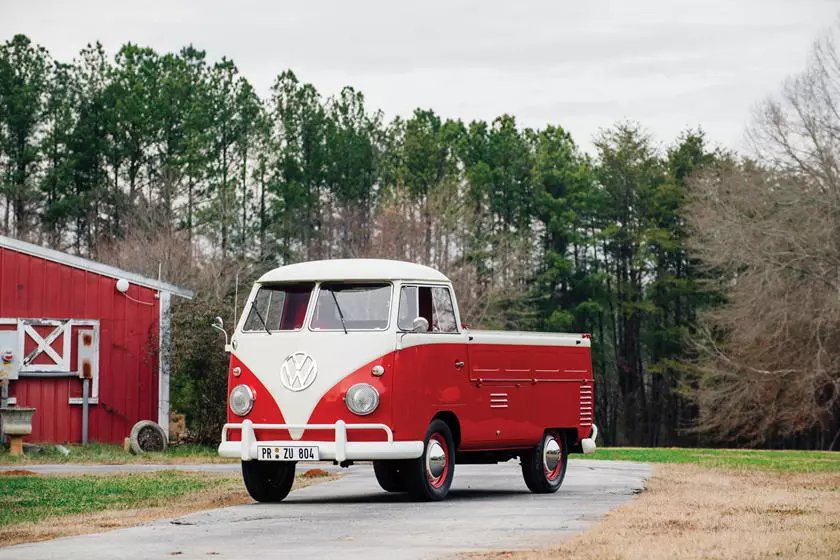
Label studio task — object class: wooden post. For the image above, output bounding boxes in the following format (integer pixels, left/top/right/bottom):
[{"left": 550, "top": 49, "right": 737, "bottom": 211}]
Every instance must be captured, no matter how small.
[{"left": 9, "top": 435, "right": 22, "bottom": 456}]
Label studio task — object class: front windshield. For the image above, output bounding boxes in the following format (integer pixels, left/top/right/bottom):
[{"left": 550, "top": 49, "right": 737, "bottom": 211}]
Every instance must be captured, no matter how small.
[
  {"left": 242, "top": 283, "right": 314, "bottom": 332},
  {"left": 311, "top": 283, "right": 392, "bottom": 331}
]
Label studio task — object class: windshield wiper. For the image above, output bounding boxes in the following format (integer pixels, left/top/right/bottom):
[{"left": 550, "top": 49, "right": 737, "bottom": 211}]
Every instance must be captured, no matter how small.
[
  {"left": 249, "top": 299, "right": 271, "bottom": 335},
  {"left": 330, "top": 289, "right": 349, "bottom": 334}
]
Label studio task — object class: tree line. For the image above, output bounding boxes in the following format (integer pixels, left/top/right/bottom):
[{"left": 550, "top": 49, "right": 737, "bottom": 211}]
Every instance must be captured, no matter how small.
[{"left": 1, "top": 32, "right": 837, "bottom": 449}]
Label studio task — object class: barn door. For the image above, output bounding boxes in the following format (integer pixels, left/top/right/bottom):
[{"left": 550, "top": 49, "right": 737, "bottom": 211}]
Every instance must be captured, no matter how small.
[{"left": 19, "top": 319, "right": 72, "bottom": 373}]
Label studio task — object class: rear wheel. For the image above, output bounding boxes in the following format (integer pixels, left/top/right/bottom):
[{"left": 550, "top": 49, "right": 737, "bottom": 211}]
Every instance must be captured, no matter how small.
[
  {"left": 521, "top": 431, "right": 567, "bottom": 494},
  {"left": 405, "top": 419, "right": 455, "bottom": 501},
  {"left": 373, "top": 460, "right": 408, "bottom": 492},
  {"left": 241, "top": 460, "right": 296, "bottom": 502}
]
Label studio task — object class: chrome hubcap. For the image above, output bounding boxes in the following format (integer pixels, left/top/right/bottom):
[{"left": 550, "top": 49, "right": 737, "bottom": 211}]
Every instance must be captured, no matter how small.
[
  {"left": 543, "top": 437, "right": 561, "bottom": 474},
  {"left": 426, "top": 439, "right": 447, "bottom": 479}
]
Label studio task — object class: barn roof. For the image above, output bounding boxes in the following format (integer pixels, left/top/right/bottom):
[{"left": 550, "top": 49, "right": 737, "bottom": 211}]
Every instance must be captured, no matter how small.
[
  {"left": 0, "top": 235, "right": 194, "bottom": 299},
  {"left": 258, "top": 259, "right": 450, "bottom": 284}
]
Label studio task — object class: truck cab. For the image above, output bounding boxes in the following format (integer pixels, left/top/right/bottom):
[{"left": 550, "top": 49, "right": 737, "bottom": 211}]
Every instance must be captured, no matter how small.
[{"left": 217, "top": 259, "right": 597, "bottom": 502}]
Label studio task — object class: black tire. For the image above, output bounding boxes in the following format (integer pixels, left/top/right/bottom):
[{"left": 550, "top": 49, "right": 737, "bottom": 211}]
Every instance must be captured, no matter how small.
[
  {"left": 241, "top": 460, "right": 296, "bottom": 502},
  {"left": 373, "top": 460, "right": 408, "bottom": 492},
  {"left": 405, "top": 419, "right": 456, "bottom": 501},
  {"left": 129, "top": 420, "right": 168, "bottom": 454},
  {"left": 521, "top": 431, "right": 568, "bottom": 494}
]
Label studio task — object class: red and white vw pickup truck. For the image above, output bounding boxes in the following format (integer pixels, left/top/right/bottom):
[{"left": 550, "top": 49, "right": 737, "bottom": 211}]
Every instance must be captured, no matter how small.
[{"left": 216, "top": 259, "right": 597, "bottom": 502}]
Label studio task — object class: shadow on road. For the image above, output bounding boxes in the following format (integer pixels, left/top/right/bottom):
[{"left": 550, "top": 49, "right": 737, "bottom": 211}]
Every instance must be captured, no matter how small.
[{"left": 283, "top": 487, "right": 532, "bottom": 505}]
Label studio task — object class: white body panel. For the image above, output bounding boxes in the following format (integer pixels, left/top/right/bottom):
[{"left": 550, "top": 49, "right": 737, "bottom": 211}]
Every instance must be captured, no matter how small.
[
  {"left": 468, "top": 330, "right": 591, "bottom": 348},
  {"left": 258, "top": 259, "right": 448, "bottom": 284},
  {"left": 233, "top": 330, "right": 394, "bottom": 439}
]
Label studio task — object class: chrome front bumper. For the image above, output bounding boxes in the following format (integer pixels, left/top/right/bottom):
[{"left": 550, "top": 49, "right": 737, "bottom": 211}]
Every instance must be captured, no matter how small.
[
  {"left": 218, "top": 419, "right": 424, "bottom": 462},
  {"left": 581, "top": 424, "right": 598, "bottom": 454}
]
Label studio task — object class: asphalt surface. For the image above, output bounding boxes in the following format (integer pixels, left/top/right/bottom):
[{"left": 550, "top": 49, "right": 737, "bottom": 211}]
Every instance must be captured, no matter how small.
[{"left": 0, "top": 459, "right": 651, "bottom": 560}]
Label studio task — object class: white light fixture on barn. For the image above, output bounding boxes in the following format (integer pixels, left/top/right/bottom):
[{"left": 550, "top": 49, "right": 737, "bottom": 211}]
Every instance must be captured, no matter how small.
[{"left": 115, "top": 278, "right": 154, "bottom": 306}]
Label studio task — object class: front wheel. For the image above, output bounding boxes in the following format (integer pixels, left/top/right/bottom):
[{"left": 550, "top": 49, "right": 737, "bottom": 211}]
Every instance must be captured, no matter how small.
[
  {"left": 242, "top": 460, "right": 296, "bottom": 502},
  {"left": 521, "top": 431, "right": 568, "bottom": 494},
  {"left": 405, "top": 419, "right": 456, "bottom": 501},
  {"left": 373, "top": 460, "right": 408, "bottom": 492}
]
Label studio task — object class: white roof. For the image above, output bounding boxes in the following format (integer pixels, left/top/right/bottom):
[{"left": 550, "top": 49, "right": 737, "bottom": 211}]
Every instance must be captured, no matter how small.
[
  {"left": 0, "top": 234, "right": 194, "bottom": 299},
  {"left": 258, "top": 259, "right": 450, "bottom": 283}
]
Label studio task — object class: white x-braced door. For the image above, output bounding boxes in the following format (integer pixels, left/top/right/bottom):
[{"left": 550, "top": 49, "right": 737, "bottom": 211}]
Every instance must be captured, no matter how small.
[{"left": 18, "top": 319, "right": 72, "bottom": 373}]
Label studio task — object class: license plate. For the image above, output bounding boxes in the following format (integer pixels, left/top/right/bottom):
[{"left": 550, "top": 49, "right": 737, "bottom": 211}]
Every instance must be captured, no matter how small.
[{"left": 257, "top": 445, "right": 319, "bottom": 461}]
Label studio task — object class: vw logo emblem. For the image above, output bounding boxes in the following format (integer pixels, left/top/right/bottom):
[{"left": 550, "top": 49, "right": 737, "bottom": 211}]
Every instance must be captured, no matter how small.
[{"left": 279, "top": 352, "right": 318, "bottom": 392}]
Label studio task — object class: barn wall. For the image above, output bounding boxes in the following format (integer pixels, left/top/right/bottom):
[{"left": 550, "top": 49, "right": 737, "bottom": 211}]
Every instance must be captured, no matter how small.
[{"left": 0, "top": 246, "right": 161, "bottom": 444}]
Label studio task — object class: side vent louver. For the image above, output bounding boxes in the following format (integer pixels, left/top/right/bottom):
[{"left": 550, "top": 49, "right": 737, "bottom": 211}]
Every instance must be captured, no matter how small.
[
  {"left": 490, "top": 392, "right": 508, "bottom": 409},
  {"left": 579, "top": 383, "right": 593, "bottom": 427}
]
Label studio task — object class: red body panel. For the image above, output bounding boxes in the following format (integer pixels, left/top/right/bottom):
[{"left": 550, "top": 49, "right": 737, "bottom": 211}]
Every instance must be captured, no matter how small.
[
  {"left": 1, "top": 246, "right": 160, "bottom": 444},
  {"left": 466, "top": 344, "right": 592, "bottom": 445},
  {"left": 392, "top": 339, "right": 469, "bottom": 442}
]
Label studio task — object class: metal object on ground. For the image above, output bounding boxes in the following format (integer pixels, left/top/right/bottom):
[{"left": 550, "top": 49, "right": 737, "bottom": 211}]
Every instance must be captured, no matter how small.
[
  {"left": 0, "top": 407, "right": 36, "bottom": 435},
  {"left": 128, "top": 420, "right": 168, "bottom": 454},
  {"left": 0, "top": 406, "right": 36, "bottom": 456}
]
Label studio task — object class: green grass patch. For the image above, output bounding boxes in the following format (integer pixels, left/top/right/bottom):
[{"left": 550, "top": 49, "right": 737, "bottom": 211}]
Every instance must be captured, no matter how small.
[
  {"left": 587, "top": 447, "right": 840, "bottom": 473},
  {"left": 0, "top": 471, "right": 227, "bottom": 527},
  {"left": 0, "top": 442, "right": 234, "bottom": 465}
]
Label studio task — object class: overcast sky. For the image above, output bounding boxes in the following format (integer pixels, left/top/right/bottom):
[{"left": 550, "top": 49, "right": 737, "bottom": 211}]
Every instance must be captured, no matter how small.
[{"left": 1, "top": 0, "right": 838, "bottom": 154}]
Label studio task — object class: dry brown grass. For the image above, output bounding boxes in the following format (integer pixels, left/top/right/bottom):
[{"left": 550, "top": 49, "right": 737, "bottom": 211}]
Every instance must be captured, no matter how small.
[
  {"left": 0, "top": 472, "right": 338, "bottom": 548},
  {"left": 472, "top": 465, "right": 840, "bottom": 560}
]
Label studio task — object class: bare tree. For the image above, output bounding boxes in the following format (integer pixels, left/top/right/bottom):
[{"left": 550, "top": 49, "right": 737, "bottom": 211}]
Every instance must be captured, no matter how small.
[{"left": 687, "top": 24, "right": 840, "bottom": 449}]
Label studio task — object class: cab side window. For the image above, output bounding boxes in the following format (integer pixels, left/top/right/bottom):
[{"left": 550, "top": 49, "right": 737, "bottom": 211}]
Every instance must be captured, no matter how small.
[
  {"left": 431, "top": 287, "right": 457, "bottom": 332},
  {"left": 398, "top": 286, "right": 458, "bottom": 333}
]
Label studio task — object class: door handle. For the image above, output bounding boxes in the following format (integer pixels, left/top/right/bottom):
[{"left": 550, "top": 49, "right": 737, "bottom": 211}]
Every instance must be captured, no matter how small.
[{"left": 454, "top": 360, "right": 465, "bottom": 369}]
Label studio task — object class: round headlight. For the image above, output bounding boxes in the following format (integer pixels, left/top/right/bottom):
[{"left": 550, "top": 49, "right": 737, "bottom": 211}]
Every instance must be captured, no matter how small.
[
  {"left": 345, "top": 383, "right": 379, "bottom": 416},
  {"left": 230, "top": 384, "right": 254, "bottom": 416}
]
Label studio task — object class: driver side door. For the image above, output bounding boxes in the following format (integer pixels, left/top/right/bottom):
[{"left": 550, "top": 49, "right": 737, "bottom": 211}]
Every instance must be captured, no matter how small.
[{"left": 392, "top": 285, "right": 470, "bottom": 442}]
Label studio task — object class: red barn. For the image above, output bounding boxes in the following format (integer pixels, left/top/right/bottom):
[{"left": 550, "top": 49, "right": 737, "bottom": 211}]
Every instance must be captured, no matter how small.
[{"left": 0, "top": 235, "right": 193, "bottom": 444}]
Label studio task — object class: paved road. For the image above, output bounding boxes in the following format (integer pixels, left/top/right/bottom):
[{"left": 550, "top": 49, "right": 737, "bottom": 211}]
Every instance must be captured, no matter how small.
[{"left": 0, "top": 459, "right": 651, "bottom": 560}]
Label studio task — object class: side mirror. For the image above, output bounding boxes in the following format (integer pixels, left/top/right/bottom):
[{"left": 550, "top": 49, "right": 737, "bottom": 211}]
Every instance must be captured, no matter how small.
[
  {"left": 412, "top": 317, "right": 429, "bottom": 333},
  {"left": 211, "top": 316, "right": 231, "bottom": 353}
]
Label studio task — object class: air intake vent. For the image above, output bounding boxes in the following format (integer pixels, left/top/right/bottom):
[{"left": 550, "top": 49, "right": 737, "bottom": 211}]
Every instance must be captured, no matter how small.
[
  {"left": 489, "top": 392, "right": 508, "bottom": 409},
  {"left": 579, "top": 383, "right": 593, "bottom": 427}
]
